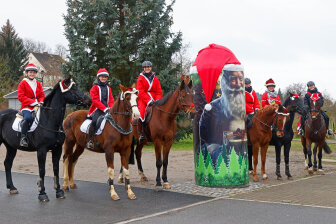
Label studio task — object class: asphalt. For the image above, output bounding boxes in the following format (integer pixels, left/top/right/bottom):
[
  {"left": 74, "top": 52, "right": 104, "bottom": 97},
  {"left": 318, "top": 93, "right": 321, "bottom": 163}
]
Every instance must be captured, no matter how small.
[{"left": 0, "top": 171, "right": 210, "bottom": 224}]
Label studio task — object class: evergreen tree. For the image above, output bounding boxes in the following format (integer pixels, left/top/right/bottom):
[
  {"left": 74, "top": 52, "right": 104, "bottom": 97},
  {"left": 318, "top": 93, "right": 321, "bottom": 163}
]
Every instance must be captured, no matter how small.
[
  {"left": 0, "top": 19, "right": 28, "bottom": 83},
  {"left": 64, "top": 0, "right": 182, "bottom": 94},
  {"left": 229, "top": 148, "right": 239, "bottom": 175}
]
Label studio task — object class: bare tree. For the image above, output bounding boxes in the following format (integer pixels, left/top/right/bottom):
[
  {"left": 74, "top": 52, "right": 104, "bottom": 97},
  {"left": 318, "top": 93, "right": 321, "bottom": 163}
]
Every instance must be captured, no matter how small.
[
  {"left": 54, "top": 44, "right": 68, "bottom": 59},
  {"left": 23, "top": 38, "right": 51, "bottom": 53},
  {"left": 283, "top": 82, "right": 306, "bottom": 99},
  {"left": 172, "top": 42, "right": 193, "bottom": 76}
]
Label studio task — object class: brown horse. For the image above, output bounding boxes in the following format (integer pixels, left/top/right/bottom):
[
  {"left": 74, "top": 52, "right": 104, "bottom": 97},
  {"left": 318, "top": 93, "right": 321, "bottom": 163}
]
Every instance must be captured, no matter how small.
[
  {"left": 62, "top": 84, "right": 140, "bottom": 200},
  {"left": 120, "top": 75, "right": 195, "bottom": 189},
  {"left": 301, "top": 96, "right": 329, "bottom": 175},
  {"left": 248, "top": 104, "right": 289, "bottom": 182}
]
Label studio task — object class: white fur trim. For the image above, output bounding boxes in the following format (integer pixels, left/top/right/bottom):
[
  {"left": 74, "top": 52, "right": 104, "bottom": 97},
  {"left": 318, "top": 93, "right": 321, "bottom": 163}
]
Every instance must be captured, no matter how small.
[
  {"left": 25, "top": 66, "right": 38, "bottom": 72},
  {"left": 59, "top": 79, "right": 76, "bottom": 93},
  {"left": 204, "top": 103, "right": 212, "bottom": 111},
  {"left": 140, "top": 73, "right": 154, "bottom": 101},
  {"left": 223, "top": 64, "right": 244, "bottom": 71},
  {"left": 97, "top": 72, "right": 109, "bottom": 77}
]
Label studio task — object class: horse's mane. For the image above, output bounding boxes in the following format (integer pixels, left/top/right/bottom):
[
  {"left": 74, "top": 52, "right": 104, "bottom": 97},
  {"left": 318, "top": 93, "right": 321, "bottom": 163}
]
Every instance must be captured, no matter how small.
[
  {"left": 43, "top": 82, "right": 60, "bottom": 106},
  {"left": 258, "top": 104, "right": 277, "bottom": 116},
  {"left": 152, "top": 90, "right": 175, "bottom": 106}
]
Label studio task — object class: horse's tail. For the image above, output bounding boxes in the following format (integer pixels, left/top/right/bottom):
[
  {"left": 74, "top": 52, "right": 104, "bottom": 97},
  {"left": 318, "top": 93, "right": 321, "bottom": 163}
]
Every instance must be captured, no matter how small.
[
  {"left": 128, "top": 137, "right": 135, "bottom": 165},
  {"left": 323, "top": 142, "right": 332, "bottom": 154}
]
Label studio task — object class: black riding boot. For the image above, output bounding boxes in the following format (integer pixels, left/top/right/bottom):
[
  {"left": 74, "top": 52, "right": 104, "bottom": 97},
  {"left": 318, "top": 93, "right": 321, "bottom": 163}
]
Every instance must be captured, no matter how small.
[
  {"left": 138, "top": 119, "right": 146, "bottom": 144},
  {"left": 321, "top": 111, "right": 333, "bottom": 135},
  {"left": 86, "top": 124, "right": 95, "bottom": 150},
  {"left": 246, "top": 113, "right": 254, "bottom": 129},
  {"left": 20, "top": 120, "right": 29, "bottom": 147},
  {"left": 299, "top": 116, "right": 305, "bottom": 135}
]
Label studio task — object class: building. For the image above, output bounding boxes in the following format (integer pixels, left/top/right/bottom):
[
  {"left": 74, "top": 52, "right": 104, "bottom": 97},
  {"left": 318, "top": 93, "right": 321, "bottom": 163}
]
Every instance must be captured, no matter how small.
[
  {"left": 3, "top": 87, "right": 53, "bottom": 110},
  {"left": 28, "top": 52, "right": 65, "bottom": 87}
]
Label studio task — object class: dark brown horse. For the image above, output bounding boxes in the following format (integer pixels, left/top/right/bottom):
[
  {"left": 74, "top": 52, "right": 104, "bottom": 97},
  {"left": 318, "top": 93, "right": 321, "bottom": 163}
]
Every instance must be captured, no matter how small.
[
  {"left": 120, "top": 75, "right": 195, "bottom": 189},
  {"left": 301, "top": 95, "right": 330, "bottom": 175},
  {"left": 248, "top": 104, "right": 289, "bottom": 182},
  {"left": 62, "top": 85, "right": 140, "bottom": 200}
]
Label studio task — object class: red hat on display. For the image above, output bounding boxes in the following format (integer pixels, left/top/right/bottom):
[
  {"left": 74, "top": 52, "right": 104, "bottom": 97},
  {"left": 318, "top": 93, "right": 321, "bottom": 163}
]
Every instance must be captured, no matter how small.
[
  {"left": 265, "top": 78, "right": 276, "bottom": 87},
  {"left": 97, "top": 68, "right": 109, "bottom": 77},
  {"left": 25, "top": 63, "right": 38, "bottom": 72}
]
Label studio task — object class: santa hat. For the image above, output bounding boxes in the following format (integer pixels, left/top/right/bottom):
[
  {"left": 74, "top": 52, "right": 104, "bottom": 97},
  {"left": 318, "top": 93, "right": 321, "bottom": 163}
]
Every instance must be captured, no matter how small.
[
  {"left": 25, "top": 64, "right": 38, "bottom": 72},
  {"left": 97, "top": 68, "right": 109, "bottom": 77},
  {"left": 265, "top": 78, "right": 276, "bottom": 87}
]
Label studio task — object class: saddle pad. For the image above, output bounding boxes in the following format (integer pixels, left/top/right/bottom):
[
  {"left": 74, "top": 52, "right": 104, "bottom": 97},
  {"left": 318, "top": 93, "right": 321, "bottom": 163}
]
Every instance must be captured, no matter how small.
[
  {"left": 80, "top": 119, "right": 107, "bottom": 136},
  {"left": 12, "top": 109, "right": 40, "bottom": 133}
]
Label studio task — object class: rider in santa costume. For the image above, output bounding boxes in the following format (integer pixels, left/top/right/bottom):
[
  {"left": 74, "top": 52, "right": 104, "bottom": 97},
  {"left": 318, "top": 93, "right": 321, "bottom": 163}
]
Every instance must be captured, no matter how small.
[
  {"left": 136, "top": 61, "right": 162, "bottom": 142},
  {"left": 17, "top": 63, "right": 45, "bottom": 147},
  {"left": 261, "top": 78, "right": 281, "bottom": 108},
  {"left": 86, "top": 68, "right": 114, "bottom": 149},
  {"left": 245, "top": 77, "right": 260, "bottom": 129},
  {"left": 298, "top": 81, "right": 333, "bottom": 136}
]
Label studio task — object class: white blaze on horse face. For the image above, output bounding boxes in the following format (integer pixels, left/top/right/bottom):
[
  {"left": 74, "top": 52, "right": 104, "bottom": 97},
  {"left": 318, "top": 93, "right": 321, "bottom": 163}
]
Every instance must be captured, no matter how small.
[{"left": 130, "top": 92, "right": 140, "bottom": 119}]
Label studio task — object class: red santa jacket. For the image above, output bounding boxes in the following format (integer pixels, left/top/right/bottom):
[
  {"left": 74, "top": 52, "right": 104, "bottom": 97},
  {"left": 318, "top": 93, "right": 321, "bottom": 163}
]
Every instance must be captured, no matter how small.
[
  {"left": 18, "top": 78, "right": 45, "bottom": 112},
  {"left": 261, "top": 91, "right": 281, "bottom": 108},
  {"left": 88, "top": 84, "right": 114, "bottom": 116},
  {"left": 136, "top": 73, "right": 163, "bottom": 120},
  {"left": 245, "top": 89, "right": 260, "bottom": 115}
]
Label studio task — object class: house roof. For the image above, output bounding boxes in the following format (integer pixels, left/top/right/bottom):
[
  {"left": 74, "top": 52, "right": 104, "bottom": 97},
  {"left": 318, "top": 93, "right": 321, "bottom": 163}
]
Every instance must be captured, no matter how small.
[
  {"left": 32, "top": 52, "right": 65, "bottom": 77},
  {"left": 3, "top": 87, "right": 53, "bottom": 99}
]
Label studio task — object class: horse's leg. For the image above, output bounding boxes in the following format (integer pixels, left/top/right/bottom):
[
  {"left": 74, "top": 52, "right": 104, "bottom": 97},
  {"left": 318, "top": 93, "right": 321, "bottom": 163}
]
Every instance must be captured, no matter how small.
[
  {"left": 120, "top": 152, "right": 136, "bottom": 200},
  {"left": 162, "top": 139, "right": 173, "bottom": 189},
  {"left": 154, "top": 140, "right": 163, "bottom": 187},
  {"left": 62, "top": 138, "right": 75, "bottom": 191},
  {"left": 313, "top": 144, "right": 318, "bottom": 172},
  {"left": 252, "top": 144, "right": 259, "bottom": 182},
  {"left": 135, "top": 142, "right": 148, "bottom": 182},
  {"left": 248, "top": 144, "right": 253, "bottom": 173},
  {"left": 317, "top": 142, "right": 325, "bottom": 175},
  {"left": 260, "top": 144, "right": 269, "bottom": 180},
  {"left": 301, "top": 136, "right": 308, "bottom": 170},
  {"left": 306, "top": 139, "right": 313, "bottom": 175},
  {"left": 105, "top": 150, "right": 119, "bottom": 200},
  {"left": 69, "top": 144, "right": 84, "bottom": 189},
  {"left": 52, "top": 146, "right": 65, "bottom": 199},
  {"left": 284, "top": 142, "right": 293, "bottom": 180},
  {"left": 275, "top": 143, "right": 282, "bottom": 180},
  {"left": 118, "top": 167, "right": 124, "bottom": 184},
  {"left": 37, "top": 148, "right": 49, "bottom": 202},
  {"left": 4, "top": 146, "right": 18, "bottom": 194}
]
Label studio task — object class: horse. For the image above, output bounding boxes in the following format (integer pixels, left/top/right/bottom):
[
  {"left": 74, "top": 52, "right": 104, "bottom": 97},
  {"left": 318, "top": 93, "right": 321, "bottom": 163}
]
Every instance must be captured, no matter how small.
[
  {"left": 268, "top": 93, "right": 304, "bottom": 180},
  {"left": 119, "top": 75, "right": 195, "bottom": 189},
  {"left": 301, "top": 94, "right": 330, "bottom": 175},
  {"left": 62, "top": 84, "right": 140, "bottom": 200},
  {"left": 0, "top": 78, "right": 90, "bottom": 202},
  {"left": 248, "top": 104, "right": 289, "bottom": 182}
]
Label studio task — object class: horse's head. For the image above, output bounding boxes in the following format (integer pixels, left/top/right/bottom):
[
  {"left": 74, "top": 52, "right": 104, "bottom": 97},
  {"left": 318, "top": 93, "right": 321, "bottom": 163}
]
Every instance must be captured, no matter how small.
[
  {"left": 178, "top": 75, "right": 195, "bottom": 114},
  {"left": 59, "top": 78, "right": 91, "bottom": 106},
  {"left": 273, "top": 104, "right": 290, "bottom": 137},
  {"left": 119, "top": 84, "right": 140, "bottom": 120},
  {"left": 283, "top": 92, "right": 304, "bottom": 114},
  {"left": 309, "top": 93, "right": 322, "bottom": 120}
]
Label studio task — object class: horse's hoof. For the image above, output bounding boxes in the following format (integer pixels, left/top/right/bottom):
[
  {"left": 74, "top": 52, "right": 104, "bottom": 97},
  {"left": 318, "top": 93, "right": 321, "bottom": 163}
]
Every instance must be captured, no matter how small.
[
  {"left": 262, "top": 174, "right": 268, "bottom": 180},
  {"left": 313, "top": 167, "right": 318, "bottom": 172},
  {"left": 70, "top": 184, "right": 77, "bottom": 189},
  {"left": 253, "top": 176, "right": 259, "bottom": 182},
  {"left": 287, "top": 176, "right": 293, "bottom": 180},
  {"left": 9, "top": 189, "right": 19, "bottom": 195},
  {"left": 38, "top": 194, "right": 49, "bottom": 202},
  {"left": 62, "top": 186, "right": 69, "bottom": 192},
  {"left": 163, "top": 182, "right": 171, "bottom": 189},
  {"left": 308, "top": 167, "right": 314, "bottom": 175},
  {"left": 56, "top": 190, "right": 65, "bottom": 199},
  {"left": 316, "top": 169, "right": 325, "bottom": 175},
  {"left": 111, "top": 194, "right": 120, "bottom": 201},
  {"left": 276, "top": 176, "right": 282, "bottom": 180},
  {"left": 118, "top": 178, "right": 124, "bottom": 184},
  {"left": 140, "top": 176, "right": 148, "bottom": 182},
  {"left": 249, "top": 170, "right": 253, "bottom": 175},
  {"left": 127, "top": 192, "right": 136, "bottom": 200}
]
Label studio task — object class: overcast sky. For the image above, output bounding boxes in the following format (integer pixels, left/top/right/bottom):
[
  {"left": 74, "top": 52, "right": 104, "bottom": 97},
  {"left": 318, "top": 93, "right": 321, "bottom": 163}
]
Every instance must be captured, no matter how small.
[{"left": 1, "top": 0, "right": 336, "bottom": 99}]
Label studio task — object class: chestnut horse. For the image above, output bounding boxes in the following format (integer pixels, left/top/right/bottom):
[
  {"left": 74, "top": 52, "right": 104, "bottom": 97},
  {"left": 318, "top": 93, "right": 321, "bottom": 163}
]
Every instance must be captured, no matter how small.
[
  {"left": 62, "top": 85, "right": 140, "bottom": 200},
  {"left": 248, "top": 104, "right": 289, "bottom": 182},
  {"left": 301, "top": 95, "right": 330, "bottom": 175},
  {"left": 120, "top": 76, "right": 195, "bottom": 189}
]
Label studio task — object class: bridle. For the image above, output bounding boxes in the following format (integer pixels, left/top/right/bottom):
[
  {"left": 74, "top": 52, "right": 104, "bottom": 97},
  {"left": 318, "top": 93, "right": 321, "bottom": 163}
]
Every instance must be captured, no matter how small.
[
  {"left": 113, "top": 89, "right": 138, "bottom": 116},
  {"left": 254, "top": 109, "right": 289, "bottom": 133}
]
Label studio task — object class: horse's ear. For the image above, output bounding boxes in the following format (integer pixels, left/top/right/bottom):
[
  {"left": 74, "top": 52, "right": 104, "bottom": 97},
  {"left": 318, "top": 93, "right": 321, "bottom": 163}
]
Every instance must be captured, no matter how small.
[
  {"left": 185, "top": 75, "right": 190, "bottom": 84},
  {"left": 188, "top": 79, "right": 193, "bottom": 88},
  {"left": 131, "top": 83, "right": 136, "bottom": 88},
  {"left": 180, "top": 75, "right": 185, "bottom": 82},
  {"left": 179, "top": 79, "right": 185, "bottom": 90},
  {"left": 119, "top": 84, "right": 127, "bottom": 92},
  {"left": 288, "top": 91, "right": 293, "bottom": 96}
]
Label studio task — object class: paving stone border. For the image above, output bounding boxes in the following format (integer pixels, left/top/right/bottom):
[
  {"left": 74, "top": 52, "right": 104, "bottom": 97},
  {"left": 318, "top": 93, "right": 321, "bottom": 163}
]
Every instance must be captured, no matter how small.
[{"left": 169, "top": 181, "right": 268, "bottom": 198}]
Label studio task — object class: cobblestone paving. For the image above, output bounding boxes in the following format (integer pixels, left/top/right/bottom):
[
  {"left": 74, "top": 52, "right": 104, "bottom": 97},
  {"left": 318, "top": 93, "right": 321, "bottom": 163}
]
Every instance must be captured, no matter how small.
[{"left": 169, "top": 181, "right": 268, "bottom": 198}]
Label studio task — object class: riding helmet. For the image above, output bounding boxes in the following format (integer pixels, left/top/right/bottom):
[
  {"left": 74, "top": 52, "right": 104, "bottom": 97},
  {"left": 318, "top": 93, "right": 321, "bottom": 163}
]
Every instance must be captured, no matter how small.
[
  {"left": 142, "top": 61, "right": 152, "bottom": 67},
  {"left": 244, "top": 78, "right": 251, "bottom": 84},
  {"left": 307, "top": 81, "right": 315, "bottom": 87},
  {"left": 25, "top": 63, "right": 38, "bottom": 72}
]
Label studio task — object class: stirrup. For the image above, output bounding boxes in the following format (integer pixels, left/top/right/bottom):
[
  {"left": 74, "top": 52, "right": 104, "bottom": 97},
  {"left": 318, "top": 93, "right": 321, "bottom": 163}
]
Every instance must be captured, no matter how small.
[
  {"left": 139, "top": 135, "right": 146, "bottom": 144},
  {"left": 298, "top": 128, "right": 304, "bottom": 136},
  {"left": 20, "top": 137, "right": 28, "bottom": 147},
  {"left": 86, "top": 140, "right": 94, "bottom": 149},
  {"left": 327, "top": 129, "right": 333, "bottom": 135}
]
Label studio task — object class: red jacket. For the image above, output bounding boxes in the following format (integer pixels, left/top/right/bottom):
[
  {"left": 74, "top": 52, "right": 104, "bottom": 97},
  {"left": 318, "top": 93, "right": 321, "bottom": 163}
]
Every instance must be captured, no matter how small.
[
  {"left": 88, "top": 84, "right": 114, "bottom": 116},
  {"left": 261, "top": 92, "right": 281, "bottom": 108},
  {"left": 245, "top": 89, "right": 260, "bottom": 115},
  {"left": 18, "top": 78, "right": 45, "bottom": 112},
  {"left": 136, "top": 73, "right": 162, "bottom": 120}
]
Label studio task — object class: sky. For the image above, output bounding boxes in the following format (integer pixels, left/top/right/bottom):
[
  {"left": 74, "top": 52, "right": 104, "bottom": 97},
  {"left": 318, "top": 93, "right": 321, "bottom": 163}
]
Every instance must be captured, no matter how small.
[{"left": 1, "top": 0, "right": 336, "bottom": 99}]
